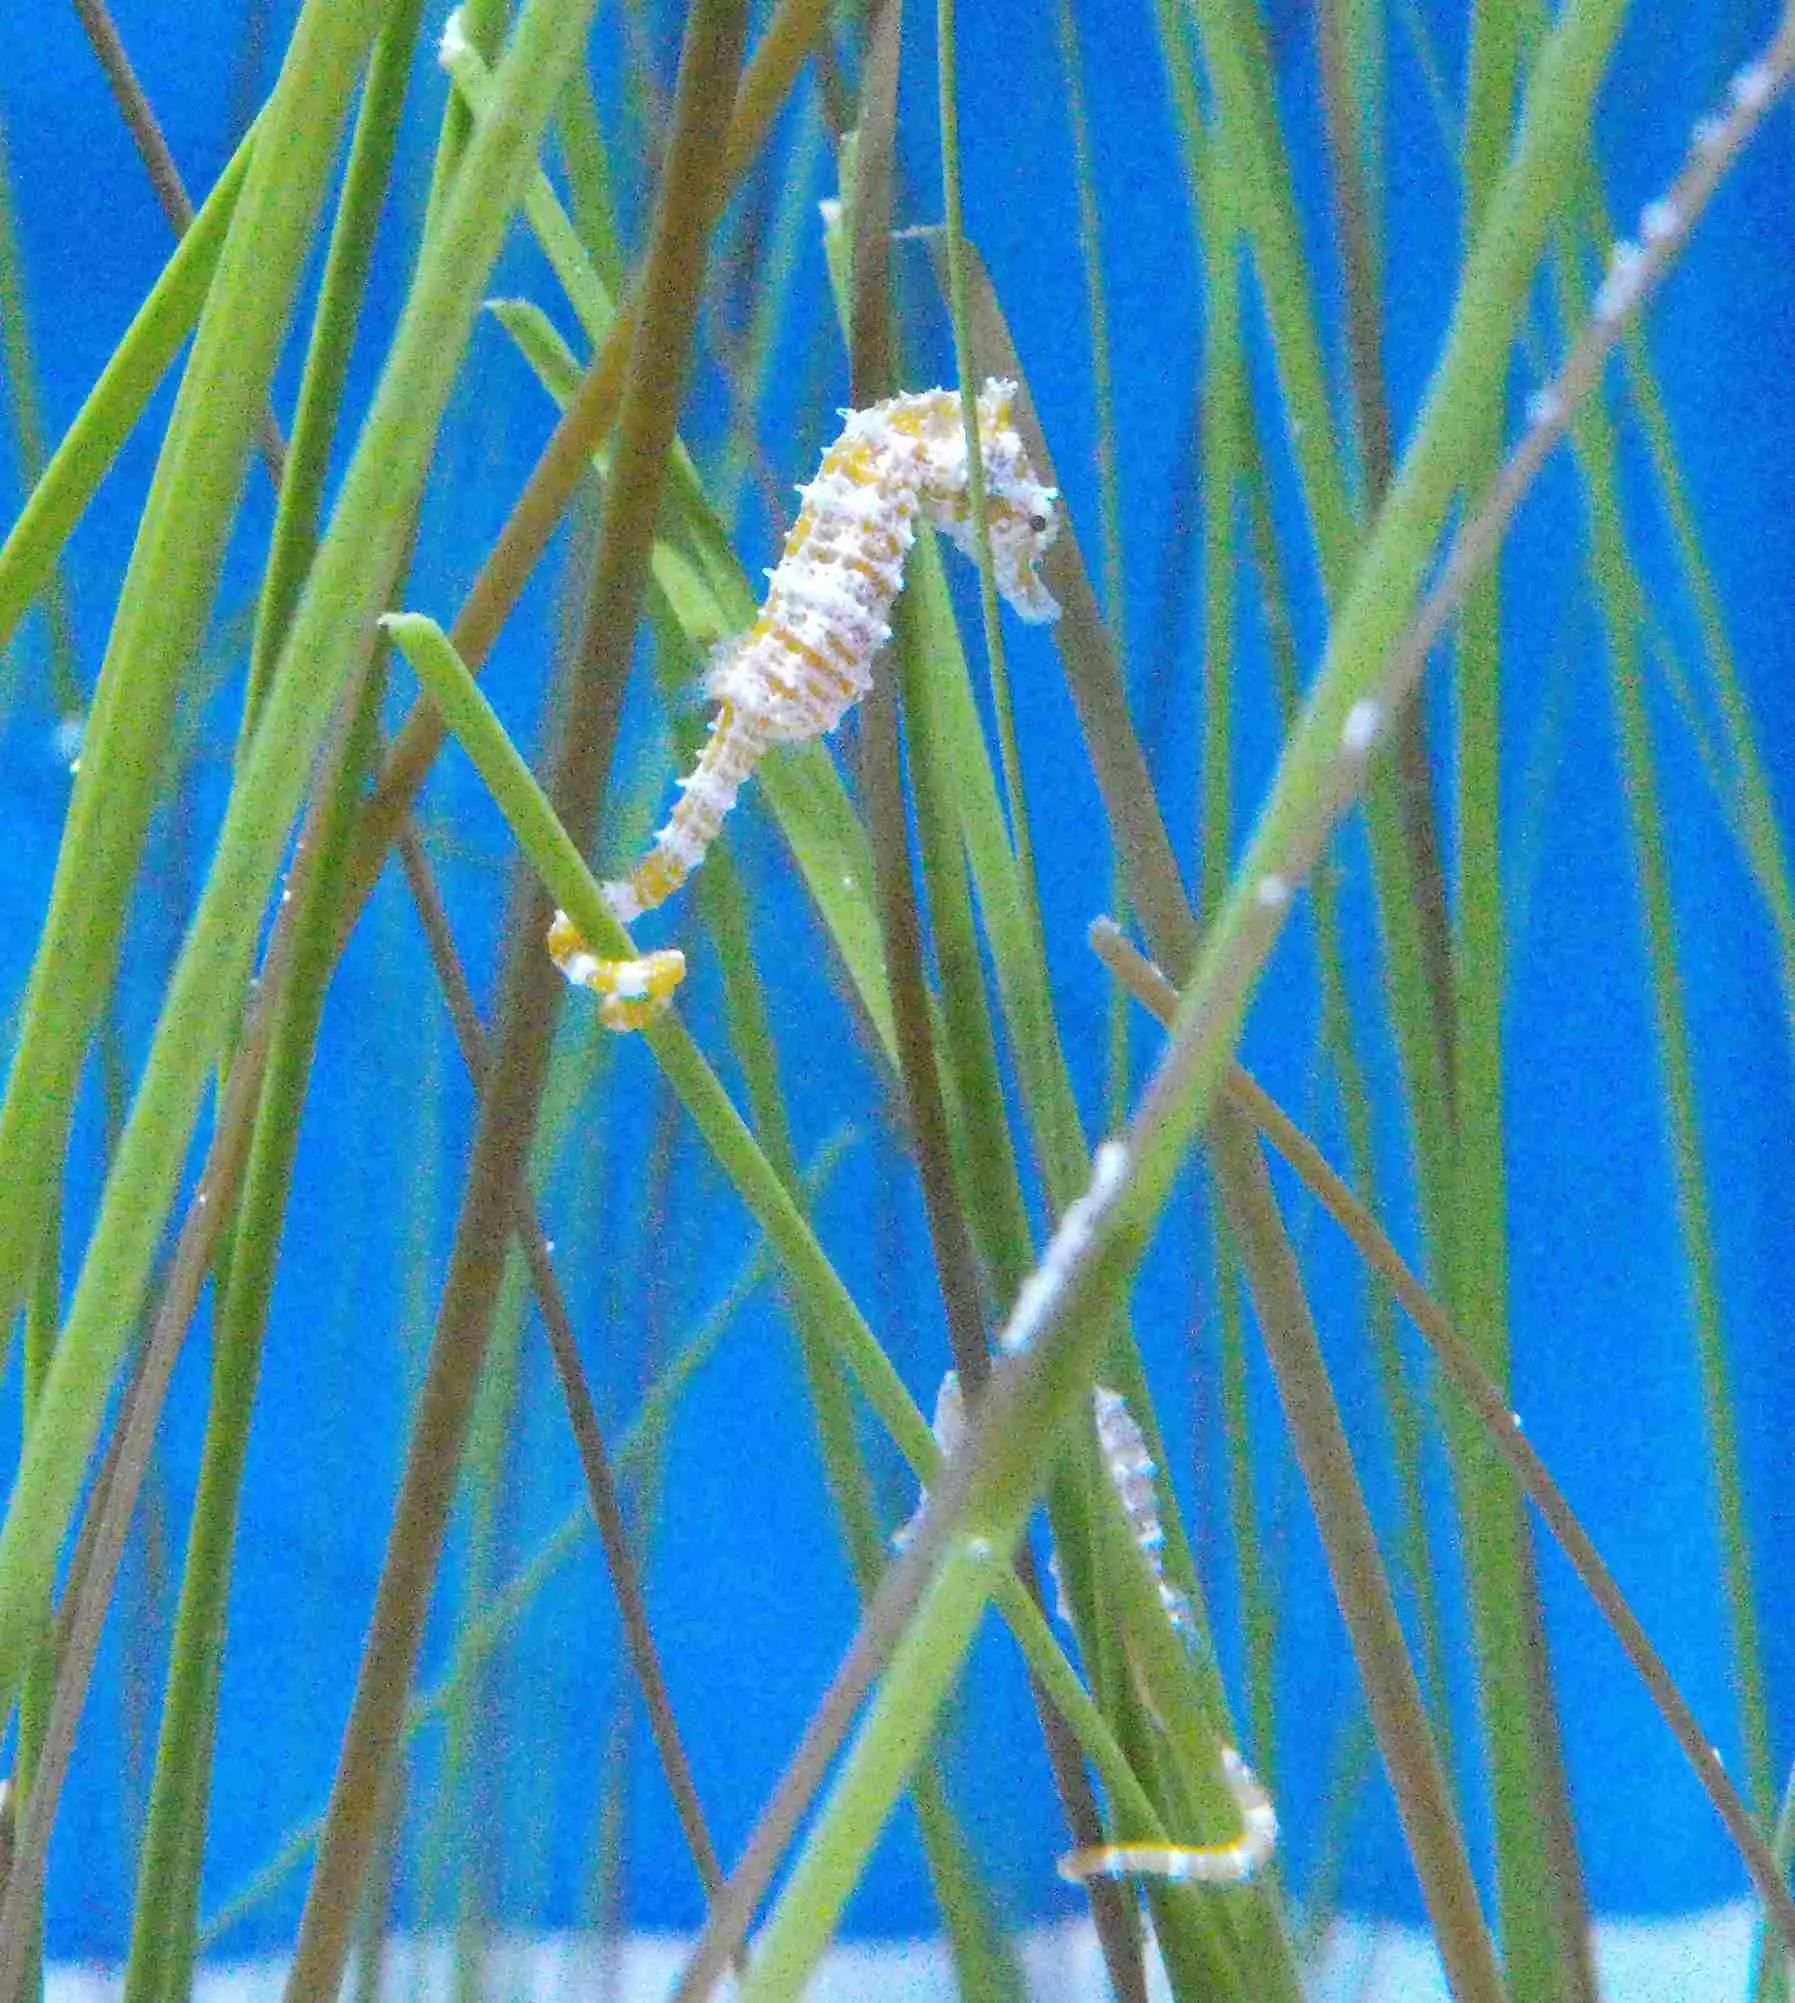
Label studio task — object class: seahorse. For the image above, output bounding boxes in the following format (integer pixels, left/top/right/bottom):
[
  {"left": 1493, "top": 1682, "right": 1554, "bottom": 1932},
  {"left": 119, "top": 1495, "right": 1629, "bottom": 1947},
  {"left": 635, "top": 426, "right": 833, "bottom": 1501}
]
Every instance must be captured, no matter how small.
[
  {"left": 1056, "top": 1387, "right": 1279, "bottom": 1888},
  {"left": 897, "top": 1373, "right": 1279, "bottom": 1886},
  {"left": 550, "top": 378, "right": 1061, "bottom": 1028}
]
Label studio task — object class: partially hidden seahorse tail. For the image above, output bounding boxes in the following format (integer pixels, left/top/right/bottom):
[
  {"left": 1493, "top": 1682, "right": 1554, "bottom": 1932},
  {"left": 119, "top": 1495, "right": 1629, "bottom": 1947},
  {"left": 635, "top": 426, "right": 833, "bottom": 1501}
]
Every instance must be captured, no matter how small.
[
  {"left": 1056, "top": 1747, "right": 1278, "bottom": 1885},
  {"left": 603, "top": 700, "right": 772, "bottom": 922},
  {"left": 1052, "top": 1387, "right": 1278, "bottom": 1889}
]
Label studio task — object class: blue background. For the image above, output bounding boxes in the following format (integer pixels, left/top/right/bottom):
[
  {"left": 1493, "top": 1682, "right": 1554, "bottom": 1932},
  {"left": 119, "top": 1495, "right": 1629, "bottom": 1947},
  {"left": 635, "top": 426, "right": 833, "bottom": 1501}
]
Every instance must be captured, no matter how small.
[{"left": 3, "top": 0, "right": 1794, "bottom": 1961}]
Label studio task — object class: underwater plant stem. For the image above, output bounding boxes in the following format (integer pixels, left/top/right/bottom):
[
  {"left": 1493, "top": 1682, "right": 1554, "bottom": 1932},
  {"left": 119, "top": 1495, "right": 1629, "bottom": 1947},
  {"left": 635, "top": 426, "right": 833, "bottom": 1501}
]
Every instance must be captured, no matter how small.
[
  {"left": 120, "top": 668, "right": 384, "bottom": 2003},
  {"left": 672, "top": 3, "right": 1794, "bottom": 1981},
  {"left": 0, "top": 0, "right": 604, "bottom": 1764},
  {"left": 240, "top": 0, "right": 425, "bottom": 745},
  {"left": 877, "top": 486, "right": 1157, "bottom": 1996},
  {"left": 0, "top": 0, "right": 380, "bottom": 1370},
  {"left": 1188, "top": 106, "right": 1289, "bottom": 1805},
  {"left": 1189, "top": 0, "right": 1459, "bottom": 1124},
  {"left": 282, "top": 3, "right": 749, "bottom": 1989},
  {"left": 844, "top": 0, "right": 900, "bottom": 402},
  {"left": 397, "top": 831, "right": 728, "bottom": 1902},
  {"left": 1759, "top": 1770, "right": 1795, "bottom": 2003},
  {"left": 1562, "top": 283, "right": 1776, "bottom": 1824},
  {"left": 1209, "top": 1110, "right": 1505, "bottom": 2003},
  {"left": 898, "top": 454, "right": 1166, "bottom": 2003},
  {"left": 733, "top": 1545, "right": 995, "bottom": 2002},
  {"left": 1051, "top": 0, "right": 1125, "bottom": 657},
  {"left": 1315, "top": 0, "right": 1463, "bottom": 1257},
  {"left": 419, "top": 0, "right": 511, "bottom": 238},
  {"left": 940, "top": 241, "right": 1200, "bottom": 972},
  {"left": 71, "top": 0, "right": 287, "bottom": 481},
  {"left": 861, "top": 668, "right": 993, "bottom": 1386},
  {"left": 1316, "top": 0, "right": 1392, "bottom": 503},
  {"left": 71, "top": 0, "right": 196, "bottom": 233},
  {"left": 870, "top": 579, "right": 1152, "bottom": 2000},
  {"left": 0, "top": 824, "right": 302, "bottom": 2003},
  {"left": 721, "top": 0, "right": 837, "bottom": 189},
  {"left": 1451, "top": 16, "right": 1583, "bottom": 2003},
  {"left": 840, "top": 575, "right": 1112, "bottom": 1997},
  {"left": 846, "top": 0, "right": 993, "bottom": 1411},
  {"left": 10, "top": 1198, "right": 59, "bottom": 1999},
  {"left": 0, "top": 113, "right": 80, "bottom": 719},
  {"left": 938, "top": 0, "right": 1043, "bottom": 927},
  {"left": 353, "top": 0, "right": 840, "bottom": 894},
  {"left": 0, "top": 114, "right": 257, "bottom": 658},
  {"left": 1092, "top": 915, "right": 1795, "bottom": 1952}
]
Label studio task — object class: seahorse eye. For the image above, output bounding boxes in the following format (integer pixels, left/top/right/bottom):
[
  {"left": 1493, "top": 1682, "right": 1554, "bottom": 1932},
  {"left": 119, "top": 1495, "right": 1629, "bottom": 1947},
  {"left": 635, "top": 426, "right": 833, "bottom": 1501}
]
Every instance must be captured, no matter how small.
[{"left": 1029, "top": 512, "right": 1049, "bottom": 534}]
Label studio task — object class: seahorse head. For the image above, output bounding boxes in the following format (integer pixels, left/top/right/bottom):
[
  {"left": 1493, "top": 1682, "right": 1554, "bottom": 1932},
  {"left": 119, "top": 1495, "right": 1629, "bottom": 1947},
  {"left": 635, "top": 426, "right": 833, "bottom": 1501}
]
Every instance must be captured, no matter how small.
[{"left": 921, "top": 379, "right": 1062, "bottom": 624}]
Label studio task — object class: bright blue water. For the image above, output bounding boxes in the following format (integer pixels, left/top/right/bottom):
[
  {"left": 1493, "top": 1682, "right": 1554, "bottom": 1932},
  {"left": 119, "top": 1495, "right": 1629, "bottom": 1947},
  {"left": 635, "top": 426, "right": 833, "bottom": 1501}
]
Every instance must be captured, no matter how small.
[{"left": 2, "top": 0, "right": 1794, "bottom": 1962}]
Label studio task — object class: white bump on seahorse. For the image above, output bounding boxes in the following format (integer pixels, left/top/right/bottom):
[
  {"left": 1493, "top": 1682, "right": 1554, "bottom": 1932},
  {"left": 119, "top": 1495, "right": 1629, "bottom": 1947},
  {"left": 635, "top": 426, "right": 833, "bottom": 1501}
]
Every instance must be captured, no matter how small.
[{"left": 549, "top": 380, "right": 1061, "bottom": 1028}]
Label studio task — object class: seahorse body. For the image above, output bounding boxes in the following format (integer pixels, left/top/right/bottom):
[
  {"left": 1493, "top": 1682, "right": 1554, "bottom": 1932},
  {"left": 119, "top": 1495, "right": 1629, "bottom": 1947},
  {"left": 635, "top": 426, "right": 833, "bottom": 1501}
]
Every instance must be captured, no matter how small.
[
  {"left": 1055, "top": 1386, "right": 1279, "bottom": 1888},
  {"left": 552, "top": 378, "right": 1061, "bottom": 1025}
]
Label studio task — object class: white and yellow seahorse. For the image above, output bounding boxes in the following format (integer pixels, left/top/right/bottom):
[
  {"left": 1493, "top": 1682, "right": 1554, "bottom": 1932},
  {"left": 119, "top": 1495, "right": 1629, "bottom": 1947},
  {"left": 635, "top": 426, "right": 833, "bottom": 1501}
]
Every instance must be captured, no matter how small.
[{"left": 548, "top": 377, "right": 1061, "bottom": 1031}]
